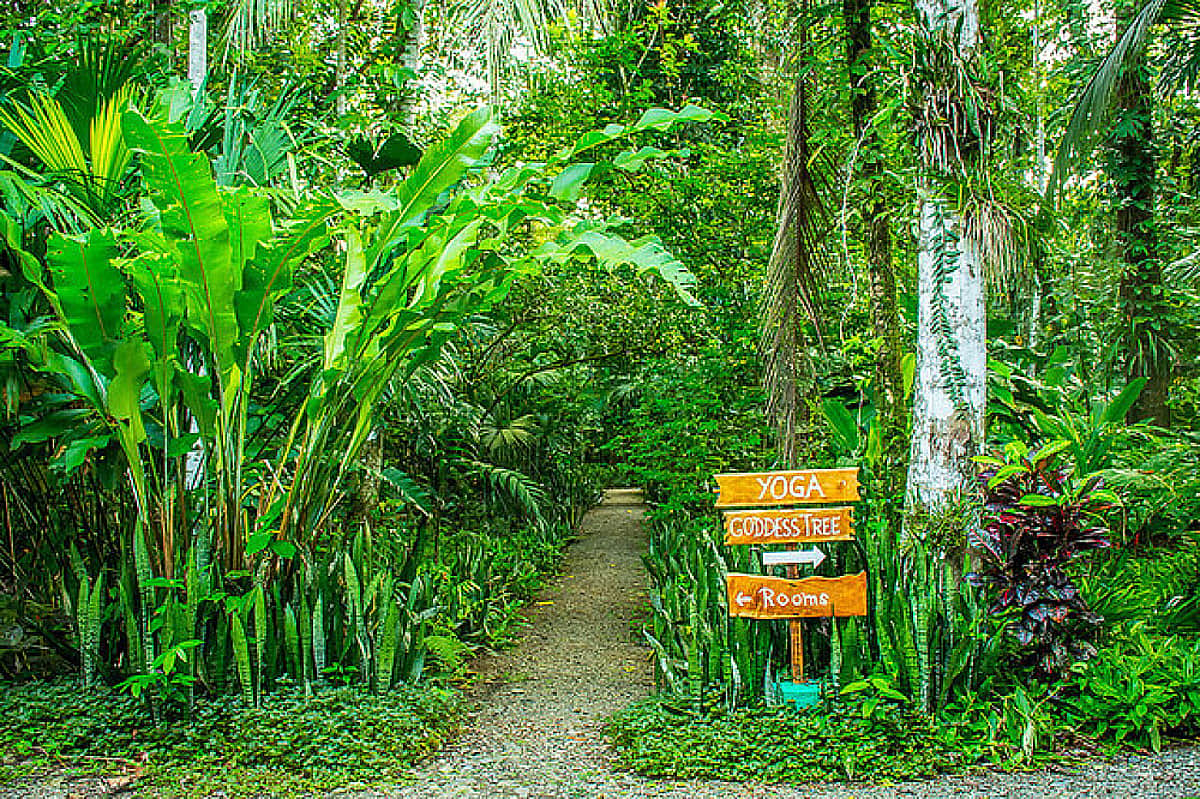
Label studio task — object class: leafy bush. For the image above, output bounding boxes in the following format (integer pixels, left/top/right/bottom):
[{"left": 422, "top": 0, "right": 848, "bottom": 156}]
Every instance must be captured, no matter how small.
[
  {"left": 0, "top": 680, "right": 460, "bottom": 795},
  {"left": 972, "top": 440, "right": 1115, "bottom": 678},
  {"left": 1061, "top": 624, "right": 1200, "bottom": 751}
]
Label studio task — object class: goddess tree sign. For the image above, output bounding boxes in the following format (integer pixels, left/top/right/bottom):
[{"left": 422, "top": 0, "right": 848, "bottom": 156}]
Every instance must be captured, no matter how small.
[{"left": 715, "top": 467, "right": 866, "bottom": 693}]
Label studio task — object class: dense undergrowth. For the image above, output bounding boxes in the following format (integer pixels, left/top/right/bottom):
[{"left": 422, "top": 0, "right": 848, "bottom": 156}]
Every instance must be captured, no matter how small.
[{"left": 0, "top": 682, "right": 460, "bottom": 796}]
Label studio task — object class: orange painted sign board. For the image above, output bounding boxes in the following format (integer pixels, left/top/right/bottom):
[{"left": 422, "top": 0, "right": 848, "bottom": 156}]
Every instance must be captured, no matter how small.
[
  {"left": 726, "top": 571, "right": 867, "bottom": 619},
  {"left": 714, "top": 468, "right": 860, "bottom": 508},
  {"left": 723, "top": 507, "right": 854, "bottom": 545}
]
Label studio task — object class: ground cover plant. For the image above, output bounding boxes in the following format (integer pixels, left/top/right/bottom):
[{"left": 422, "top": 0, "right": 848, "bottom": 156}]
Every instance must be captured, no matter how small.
[{"left": 0, "top": 680, "right": 461, "bottom": 796}]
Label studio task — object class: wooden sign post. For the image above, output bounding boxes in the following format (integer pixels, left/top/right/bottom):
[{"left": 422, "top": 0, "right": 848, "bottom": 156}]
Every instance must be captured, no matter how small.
[{"left": 715, "top": 467, "right": 865, "bottom": 697}]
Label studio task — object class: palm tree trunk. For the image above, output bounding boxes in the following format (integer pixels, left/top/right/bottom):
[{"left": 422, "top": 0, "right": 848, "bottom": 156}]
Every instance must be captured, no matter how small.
[{"left": 763, "top": 2, "right": 821, "bottom": 468}]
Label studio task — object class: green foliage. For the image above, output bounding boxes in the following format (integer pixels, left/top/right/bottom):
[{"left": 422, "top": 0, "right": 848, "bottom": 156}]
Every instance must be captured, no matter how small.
[
  {"left": 606, "top": 696, "right": 971, "bottom": 783},
  {"left": 0, "top": 680, "right": 460, "bottom": 795},
  {"left": 1063, "top": 623, "right": 1200, "bottom": 751}
]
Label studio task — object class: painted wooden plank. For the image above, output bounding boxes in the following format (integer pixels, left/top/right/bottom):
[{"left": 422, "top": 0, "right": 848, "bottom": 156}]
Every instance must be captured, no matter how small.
[
  {"left": 723, "top": 507, "right": 855, "bottom": 545},
  {"left": 762, "top": 548, "right": 825, "bottom": 568},
  {"left": 726, "top": 571, "right": 867, "bottom": 619},
  {"left": 714, "top": 468, "right": 860, "bottom": 508}
]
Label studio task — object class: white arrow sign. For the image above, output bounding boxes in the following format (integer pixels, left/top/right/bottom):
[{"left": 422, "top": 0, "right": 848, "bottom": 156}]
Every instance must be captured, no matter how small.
[
  {"left": 762, "top": 547, "right": 826, "bottom": 569},
  {"left": 736, "top": 591, "right": 753, "bottom": 607}
]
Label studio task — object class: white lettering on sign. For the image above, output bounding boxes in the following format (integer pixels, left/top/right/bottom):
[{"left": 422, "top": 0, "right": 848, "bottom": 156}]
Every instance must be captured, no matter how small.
[
  {"left": 753, "top": 474, "right": 827, "bottom": 502},
  {"left": 727, "top": 513, "right": 842, "bottom": 539},
  {"left": 755, "top": 587, "right": 831, "bottom": 609}
]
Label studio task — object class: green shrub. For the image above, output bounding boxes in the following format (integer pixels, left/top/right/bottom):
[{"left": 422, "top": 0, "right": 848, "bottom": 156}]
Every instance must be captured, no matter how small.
[{"left": 1061, "top": 623, "right": 1200, "bottom": 751}]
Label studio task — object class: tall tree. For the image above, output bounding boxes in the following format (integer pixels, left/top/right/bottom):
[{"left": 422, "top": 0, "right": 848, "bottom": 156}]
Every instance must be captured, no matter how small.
[
  {"left": 1111, "top": 5, "right": 1170, "bottom": 425},
  {"left": 906, "top": 0, "right": 987, "bottom": 519},
  {"left": 844, "top": 0, "right": 904, "bottom": 494},
  {"left": 904, "top": 0, "right": 989, "bottom": 710}
]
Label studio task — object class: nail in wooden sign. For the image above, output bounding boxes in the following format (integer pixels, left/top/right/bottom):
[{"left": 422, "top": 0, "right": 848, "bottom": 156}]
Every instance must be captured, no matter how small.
[
  {"left": 723, "top": 507, "right": 855, "bottom": 545},
  {"left": 726, "top": 571, "right": 867, "bottom": 619},
  {"left": 714, "top": 468, "right": 860, "bottom": 508}
]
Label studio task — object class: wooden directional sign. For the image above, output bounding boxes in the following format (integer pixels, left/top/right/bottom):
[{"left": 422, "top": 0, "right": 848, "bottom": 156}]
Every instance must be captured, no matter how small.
[
  {"left": 714, "top": 468, "right": 859, "bottom": 508},
  {"left": 723, "top": 507, "right": 854, "bottom": 545},
  {"left": 726, "top": 571, "right": 867, "bottom": 619}
]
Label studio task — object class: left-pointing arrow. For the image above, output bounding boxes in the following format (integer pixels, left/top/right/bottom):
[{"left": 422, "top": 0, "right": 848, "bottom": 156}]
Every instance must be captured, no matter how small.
[{"left": 736, "top": 592, "right": 753, "bottom": 607}]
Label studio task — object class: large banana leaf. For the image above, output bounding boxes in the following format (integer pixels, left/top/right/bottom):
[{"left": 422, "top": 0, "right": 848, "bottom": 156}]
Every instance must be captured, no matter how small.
[
  {"left": 235, "top": 200, "right": 334, "bottom": 360},
  {"left": 124, "top": 109, "right": 241, "bottom": 386},
  {"left": 386, "top": 106, "right": 498, "bottom": 233},
  {"left": 45, "top": 228, "right": 125, "bottom": 373}
]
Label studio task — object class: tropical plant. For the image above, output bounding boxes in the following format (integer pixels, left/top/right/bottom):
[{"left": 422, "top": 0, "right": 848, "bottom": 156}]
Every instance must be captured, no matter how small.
[{"left": 972, "top": 440, "right": 1116, "bottom": 678}]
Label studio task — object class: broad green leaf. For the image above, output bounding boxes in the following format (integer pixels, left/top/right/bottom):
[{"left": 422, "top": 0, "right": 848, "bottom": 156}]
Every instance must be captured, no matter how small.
[
  {"left": 391, "top": 106, "right": 497, "bottom": 229},
  {"left": 613, "top": 146, "right": 668, "bottom": 172},
  {"left": 324, "top": 228, "right": 367, "bottom": 370},
  {"left": 235, "top": 200, "right": 334, "bottom": 360},
  {"left": 45, "top": 229, "right": 124, "bottom": 373},
  {"left": 551, "top": 228, "right": 699, "bottom": 305},
  {"left": 1030, "top": 439, "right": 1072, "bottom": 466},
  {"left": 1018, "top": 493, "right": 1060, "bottom": 507},
  {"left": 987, "top": 463, "right": 1028, "bottom": 489},
  {"left": 1102, "top": 377, "right": 1148, "bottom": 424},
  {"left": 821, "top": 399, "right": 859, "bottom": 453},
  {"left": 223, "top": 187, "right": 272, "bottom": 279},
  {"left": 549, "top": 162, "right": 595, "bottom": 202},
  {"left": 124, "top": 109, "right": 240, "bottom": 384},
  {"left": 109, "top": 338, "right": 150, "bottom": 444}
]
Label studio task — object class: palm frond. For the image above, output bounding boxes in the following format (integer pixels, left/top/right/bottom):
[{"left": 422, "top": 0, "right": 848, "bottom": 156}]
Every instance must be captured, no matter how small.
[
  {"left": 221, "top": 0, "right": 295, "bottom": 64},
  {"left": 460, "top": 457, "right": 547, "bottom": 522},
  {"left": 961, "top": 195, "right": 1035, "bottom": 292},
  {"left": 1048, "top": 0, "right": 1166, "bottom": 204},
  {"left": 761, "top": 48, "right": 829, "bottom": 466}
]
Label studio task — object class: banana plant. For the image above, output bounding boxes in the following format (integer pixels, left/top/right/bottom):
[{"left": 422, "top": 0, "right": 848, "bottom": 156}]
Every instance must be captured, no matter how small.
[{"left": 1, "top": 96, "right": 713, "bottom": 697}]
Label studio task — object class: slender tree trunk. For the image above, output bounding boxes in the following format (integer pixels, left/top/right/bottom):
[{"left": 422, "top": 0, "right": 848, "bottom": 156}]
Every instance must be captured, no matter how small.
[
  {"left": 187, "top": 8, "right": 206, "bottom": 95},
  {"left": 1111, "top": 35, "right": 1170, "bottom": 425},
  {"left": 396, "top": 0, "right": 428, "bottom": 127},
  {"left": 844, "top": 0, "right": 903, "bottom": 494},
  {"left": 152, "top": 0, "right": 173, "bottom": 50},
  {"left": 336, "top": 0, "right": 348, "bottom": 116}
]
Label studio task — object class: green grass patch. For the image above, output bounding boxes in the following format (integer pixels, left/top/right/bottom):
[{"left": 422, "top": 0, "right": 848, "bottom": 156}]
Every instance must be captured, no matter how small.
[{"left": 0, "top": 680, "right": 461, "bottom": 796}]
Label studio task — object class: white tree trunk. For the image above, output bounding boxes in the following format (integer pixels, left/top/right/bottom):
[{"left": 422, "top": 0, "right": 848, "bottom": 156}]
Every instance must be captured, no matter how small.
[
  {"left": 188, "top": 10, "right": 207, "bottom": 95},
  {"left": 906, "top": 197, "right": 986, "bottom": 514},
  {"left": 906, "top": 0, "right": 986, "bottom": 521},
  {"left": 398, "top": 0, "right": 428, "bottom": 129}
]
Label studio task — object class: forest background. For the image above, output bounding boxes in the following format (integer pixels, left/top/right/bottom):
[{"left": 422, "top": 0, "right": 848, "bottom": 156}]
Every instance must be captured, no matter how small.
[{"left": 0, "top": 0, "right": 1199, "bottom": 793}]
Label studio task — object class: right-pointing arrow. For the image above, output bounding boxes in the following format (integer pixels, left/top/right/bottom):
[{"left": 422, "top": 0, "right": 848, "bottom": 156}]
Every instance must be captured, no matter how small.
[{"left": 762, "top": 547, "right": 826, "bottom": 568}]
